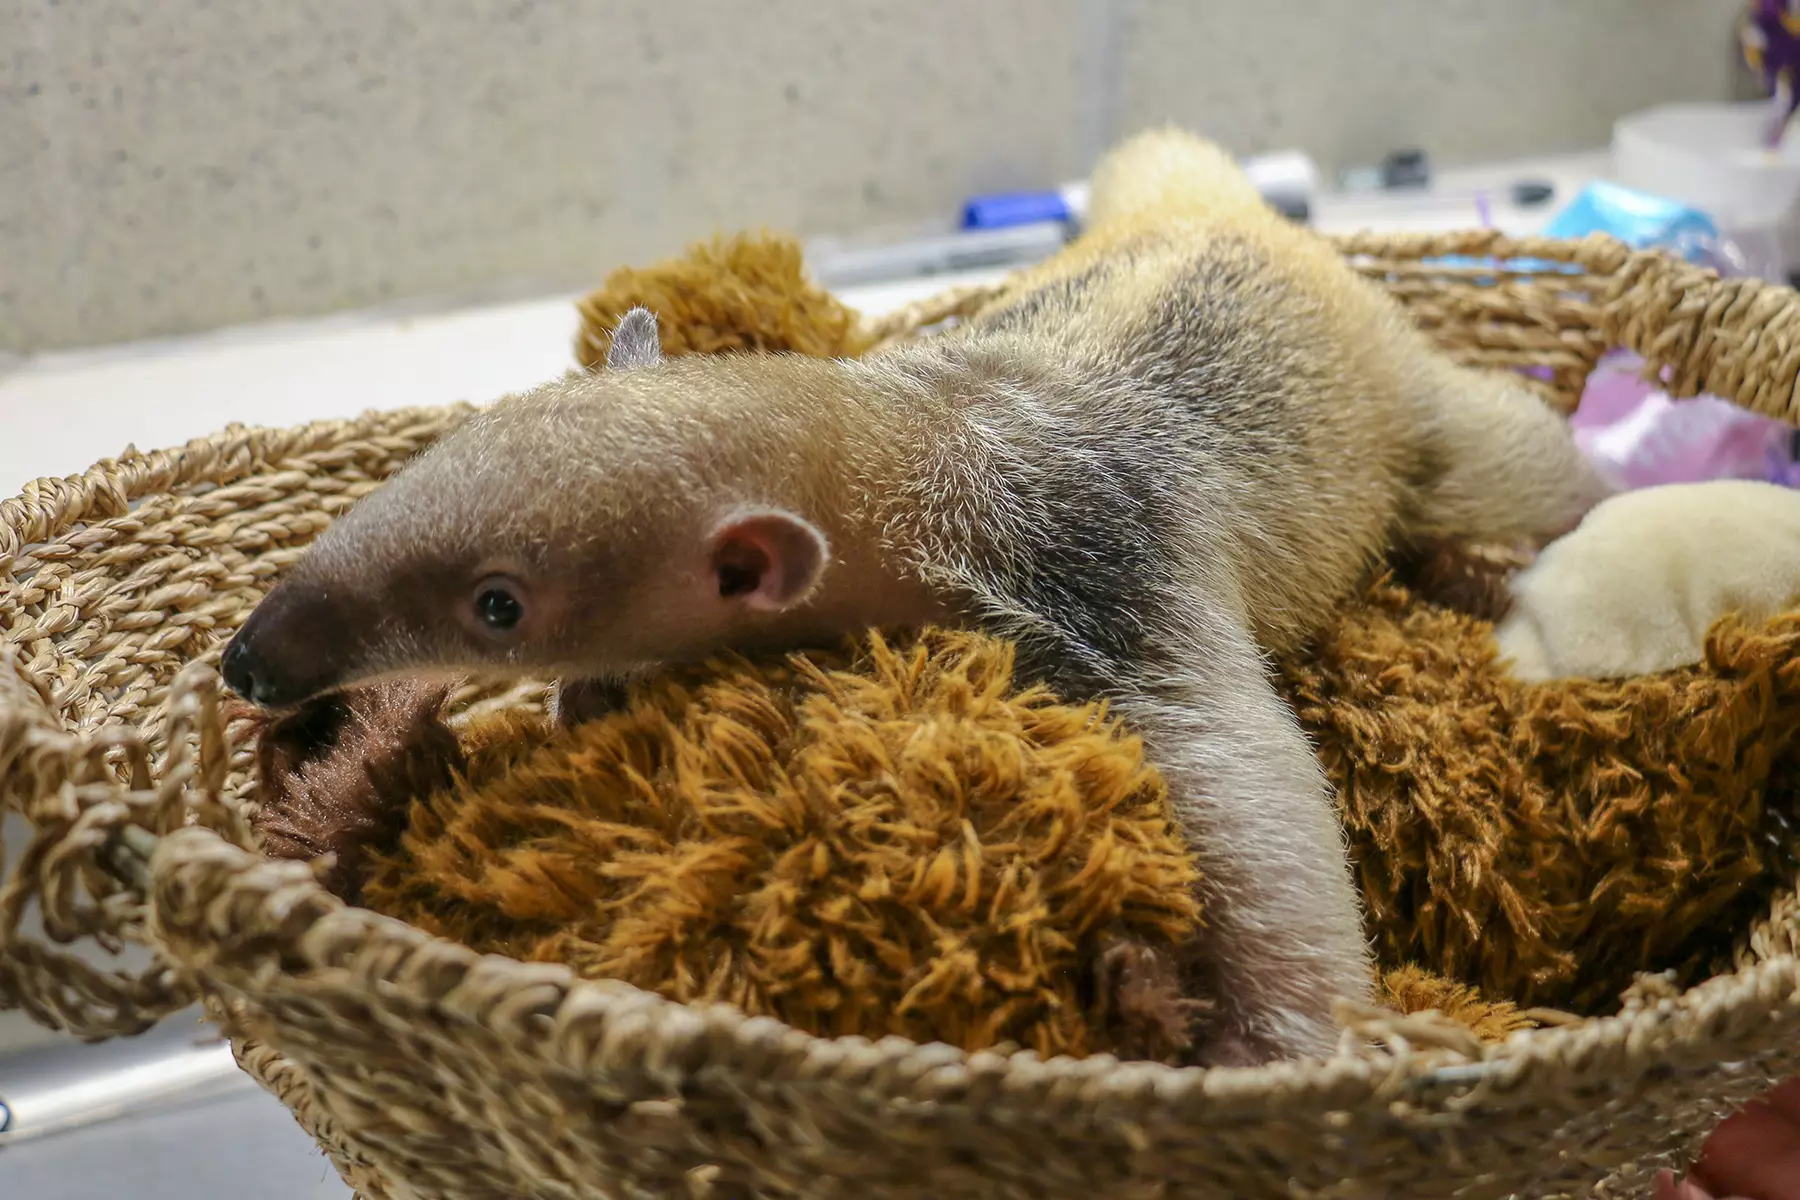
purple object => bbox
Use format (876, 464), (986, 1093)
(1742, 1), (1800, 143)
(1568, 351), (1798, 490)
(1767, 438), (1800, 487)
(1543, 135), (1800, 491)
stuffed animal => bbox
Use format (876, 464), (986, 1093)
(1494, 480), (1800, 682)
(244, 629), (1534, 1062)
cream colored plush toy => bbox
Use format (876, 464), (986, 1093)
(1494, 480), (1800, 682)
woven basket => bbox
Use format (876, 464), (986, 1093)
(6, 230), (1800, 1200)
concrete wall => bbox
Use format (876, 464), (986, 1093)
(0, 0), (1750, 354)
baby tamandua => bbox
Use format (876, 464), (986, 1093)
(221, 127), (1609, 1066)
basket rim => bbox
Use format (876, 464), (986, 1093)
(0, 403), (477, 564)
(153, 828), (1800, 1123)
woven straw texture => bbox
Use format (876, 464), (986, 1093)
(5, 230), (1800, 1199)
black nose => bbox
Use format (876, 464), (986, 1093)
(220, 632), (260, 702)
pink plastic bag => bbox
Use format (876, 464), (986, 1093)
(1567, 351), (1798, 490)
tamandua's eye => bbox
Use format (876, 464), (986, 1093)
(477, 587), (523, 630)
(471, 577), (526, 635)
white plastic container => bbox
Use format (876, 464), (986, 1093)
(1613, 102), (1800, 278)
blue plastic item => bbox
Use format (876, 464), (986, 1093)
(1540, 181), (1722, 260)
(1421, 181), (1729, 282)
(960, 190), (1074, 230)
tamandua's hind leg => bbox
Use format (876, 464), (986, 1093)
(1403, 363), (1613, 548)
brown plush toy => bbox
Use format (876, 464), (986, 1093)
(244, 629), (1532, 1062)
(246, 233), (1800, 1062)
(1290, 574), (1800, 1013)
(250, 632), (1209, 1061)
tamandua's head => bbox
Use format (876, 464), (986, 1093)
(220, 308), (837, 710)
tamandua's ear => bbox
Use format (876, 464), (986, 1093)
(605, 307), (663, 371)
(708, 508), (829, 612)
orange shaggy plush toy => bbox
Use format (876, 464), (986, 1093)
(245, 628), (1533, 1063)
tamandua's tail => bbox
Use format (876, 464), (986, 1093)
(1084, 125), (1272, 231)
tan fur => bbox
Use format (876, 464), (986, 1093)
(225, 126), (1607, 1066)
(972, 127), (1606, 656)
(1496, 480), (1800, 681)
